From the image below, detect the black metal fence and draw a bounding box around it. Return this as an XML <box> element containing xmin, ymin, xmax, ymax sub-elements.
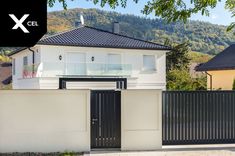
<box><xmin>163</xmin><ymin>91</ymin><xmax>235</xmax><ymax>145</ymax></box>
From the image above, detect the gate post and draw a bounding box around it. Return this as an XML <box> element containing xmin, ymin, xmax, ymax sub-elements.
<box><xmin>121</xmin><ymin>90</ymin><xmax>162</xmax><ymax>150</ymax></box>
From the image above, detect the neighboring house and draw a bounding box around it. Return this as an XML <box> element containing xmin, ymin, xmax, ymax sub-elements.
<box><xmin>190</xmin><ymin>63</ymin><xmax>205</xmax><ymax>78</ymax></box>
<box><xmin>196</xmin><ymin>44</ymin><xmax>235</xmax><ymax>90</ymax></box>
<box><xmin>9</xmin><ymin>24</ymin><xmax>170</xmax><ymax>89</ymax></box>
<box><xmin>0</xmin><ymin>62</ymin><xmax>12</xmax><ymax>89</ymax></box>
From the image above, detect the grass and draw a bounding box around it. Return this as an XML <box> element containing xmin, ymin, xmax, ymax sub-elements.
<box><xmin>1</xmin><ymin>84</ymin><xmax>12</xmax><ymax>90</ymax></box>
<box><xmin>0</xmin><ymin>152</ymin><xmax>83</xmax><ymax>156</ymax></box>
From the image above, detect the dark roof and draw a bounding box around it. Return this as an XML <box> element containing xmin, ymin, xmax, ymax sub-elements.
<box><xmin>38</xmin><ymin>26</ymin><xmax>170</xmax><ymax>50</ymax></box>
<box><xmin>1</xmin><ymin>62</ymin><xmax>12</xmax><ymax>67</ymax></box>
<box><xmin>9</xmin><ymin>26</ymin><xmax>170</xmax><ymax>56</ymax></box>
<box><xmin>8</xmin><ymin>47</ymin><xmax>27</xmax><ymax>56</ymax></box>
<box><xmin>196</xmin><ymin>44</ymin><xmax>235</xmax><ymax>71</ymax></box>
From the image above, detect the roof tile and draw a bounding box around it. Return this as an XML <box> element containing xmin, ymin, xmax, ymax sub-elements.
<box><xmin>196</xmin><ymin>44</ymin><xmax>235</xmax><ymax>71</ymax></box>
<box><xmin>38</xmin><ymin>26</ymin><xmax>170</xmax><ymax>50</ymax></box>
<box><xmin>9</xmin><ymin>26</ymin><xmax>170</xmax><ymax>56</ymax></box>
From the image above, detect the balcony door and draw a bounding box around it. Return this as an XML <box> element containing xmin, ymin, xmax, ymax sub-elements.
<box><xmin>66</xmin><ymin>52</ymin><xmax>86</xmax><ymax>76</ymax></box>
<box><xmin>107</xmin><ymin>54</ymin><xmax>122</xmax><ymax>71</ymax></box>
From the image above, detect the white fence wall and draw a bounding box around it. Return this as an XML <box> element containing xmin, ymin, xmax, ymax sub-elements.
<box><xmin>121</xmin><ymin>90</ymin><xmax>162</xmax><ymax>150</ymax></box>
<box><xmin>0</xmin><ymin>90</ymin><xmax>90</xmax><ymax>153</ymax></box>
<box><xmin>0</xmin><ymin>89</ymin><xmax>162</xmax><ymax>152</ymax></box>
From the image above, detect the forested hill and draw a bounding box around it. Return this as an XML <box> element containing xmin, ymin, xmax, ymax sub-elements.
<box><xmin>1</xmin><ymin>8</ymin><xmax>234</xmax><ymax>55</ymax></box>
<box><xmin>47</xmin><ymin>8</ymin><xmax>234</xmax><ymax>55</ymax></box>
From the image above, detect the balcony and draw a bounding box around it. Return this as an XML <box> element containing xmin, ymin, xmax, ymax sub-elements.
<box><xmin>22</xmin><ymin>62</ymin><xmax>132</xmax><ymax>78</ymax></box>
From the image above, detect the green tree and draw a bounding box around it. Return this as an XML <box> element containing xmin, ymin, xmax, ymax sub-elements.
<box><xmin>167</xmin><ymin>68</ymin><xmax>206</xmax><ymax>90</ymax></box>
<box><xmin>165</xmin><ymin>39</ymin><xmax>206</xmax><ymax>90</ymax></box>
<box><xmin>46</xmin><ymin>8</ymin><xmax>235</xmax><ymax>54</ymax></box>
<box><xmin>225</xmin><ymin>0</ymin><xmax>235</xmax><ymax>33</ymax></box>
<box><xmin>164</xmin><ymin>39</ymin><xmax>191</xmax><ymax>71</ymax></box>
<box><xmin>47</xmin><ymin>0</ymin><xmax>235</xmax><ymax>32</ymax></box>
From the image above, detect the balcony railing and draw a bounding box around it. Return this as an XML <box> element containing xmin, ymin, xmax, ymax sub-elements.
<box><xmin>22</xmin><ymin>62</ymin><xmax>132</xmax><ymax>78</ymax></box>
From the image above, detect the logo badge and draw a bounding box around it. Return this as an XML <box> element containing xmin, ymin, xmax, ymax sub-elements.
<box><xmin>9</xmin><ymin>14</ymin><xmax>30</xmax><ymax>33</ymax></box>
<box><xmin>0</xmin><ymin>0</ymin><xmax>47</xmax><ymax>47</ymax></box>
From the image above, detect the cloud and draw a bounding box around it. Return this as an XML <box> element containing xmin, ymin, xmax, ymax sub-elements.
<box><xmin>211</xmin><ymin>14</ymin><xmax>218</xmax><ymax>20</ymax></box>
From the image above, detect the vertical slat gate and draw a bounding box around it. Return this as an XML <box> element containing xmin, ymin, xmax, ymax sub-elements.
<box><xmin>91</xmin><ymin>90</ymin><xmax>121</xmax><ymax>149</ymax></box>
<box><xmin>163</xmin><ymin>91</ymin><xmax>235</xmax><ymax>145</ymax></box>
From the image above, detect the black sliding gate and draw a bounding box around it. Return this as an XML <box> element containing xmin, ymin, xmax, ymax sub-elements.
<box><xmin>163</xmin><ymin>91</ymin><xmax>235</xmax><ymax>145</ymax></box>
<box><xmin>91</xmin><ymin>90</ymin><xmax>121</xmax><ymax>149</ymax></box>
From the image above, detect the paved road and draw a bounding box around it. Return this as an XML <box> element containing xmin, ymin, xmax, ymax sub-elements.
<box><xmin>85</xmin><ymin>145</ymin><xmax>235</xmax><ymax>156</ymax></box>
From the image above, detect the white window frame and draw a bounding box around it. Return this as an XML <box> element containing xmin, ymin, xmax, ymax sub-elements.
<box><xmin>142</xmin><ymin>55</ymin><xmax>157</xmax><ymax>72</ymax></box>
<box><xmin>23</xmin><ymin>56</ymin><xmax>28</xmax><ymax>66</ymax></box>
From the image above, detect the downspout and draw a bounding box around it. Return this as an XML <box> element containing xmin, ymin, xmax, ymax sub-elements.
<box><xmin>28</xmin><ymin>48</ymin><xmax>35</xmax><ymax>77</ymax></box>
<box><xmin>205</xmin><ymin>71</ymin><xmax>212</xmax><ymax>90</ymax></box>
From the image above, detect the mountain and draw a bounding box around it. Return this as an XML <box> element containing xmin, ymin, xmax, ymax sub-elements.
<box><xmin>47</xmin><ymin>8</ymin><xmax>235</xmax><ymax>55</ymax></box>
<box><xmin>2</xmin><ymin>8</ymin><xmax>234</xmax><ymax>55</ymax></box>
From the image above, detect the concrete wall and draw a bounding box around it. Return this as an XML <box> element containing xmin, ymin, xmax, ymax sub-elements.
<box><xmin>0</xmin><ymin>89</ymin><xmax>162</xmax><ymax>152</ymax></box>
<box><xmin>0</xmin><ymin>90</ymin><xmax>90</xmax><ymax>153</ymax></box>
<box><xmin>207</xmin><ymin>70</ymin><xmax>235</xmax><ymax>90</ymax></box>
<box><xmin>121</xmin><ymin>90</ymin><xmax>162</xmax><ymax>150</ymax></box>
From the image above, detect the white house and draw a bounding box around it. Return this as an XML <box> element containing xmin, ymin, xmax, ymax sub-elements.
<box><xmin>3</xmin><ymin>24</ymin><xmax>169</xmax><ymax>152</ymax></box>
<box><xmin>9</xmin><ymin>24</ymin><xmax>170</xmax><ymax>90</ymax></box>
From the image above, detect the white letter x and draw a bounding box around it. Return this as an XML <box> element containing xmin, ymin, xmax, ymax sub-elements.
<box><xmin>9</xmin><ymin>14</ymin><xmax>30</xmax><ymax>33</ymax></box>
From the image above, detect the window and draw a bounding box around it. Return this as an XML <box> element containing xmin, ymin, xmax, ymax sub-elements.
<box><xmin>12</xmin><ymin>59</ymin><xmax>15</xmax><ymax>75</ymax></box>
<box><xmin>66</xmin><ymin>52</ymin><xmax>86</xmax><ymax>75</ymax></box>
<box><xmin>108</xmin><ymin>54</ymin><xmax>121</xmax><ymax>70</ymax></box>
<box><xmin>23</xmin><ymin>56</ymin><xmax>28</xmax><ymax>66</ymax></box>
<box><xmin>143</xmin><ymin>55</ymin><xmax>156</xmax><ymax>71</ymax></box>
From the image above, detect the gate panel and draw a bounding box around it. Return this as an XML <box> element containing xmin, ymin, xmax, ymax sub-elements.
<box><xmin>163</xmin><ymin>91</ymin><xmax>235</xmax><ymax>145</ymax></box>
<box><xmin>91</xmin><ymin>90</ymin><xmax>121</xmax><ymax>148</ymax></box>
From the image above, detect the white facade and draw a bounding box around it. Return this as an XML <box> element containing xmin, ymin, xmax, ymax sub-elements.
<box><xmin>11</xmin><ymin>45</ymin><xmax>167</xmax><ymax>89</ymax></box>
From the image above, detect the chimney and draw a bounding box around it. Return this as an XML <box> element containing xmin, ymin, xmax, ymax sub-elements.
<box><xmin>80</xmin><ymin>14</ymin><xmax>85</xmax><ymax>25</ymax></box>
<box><xmin>113</xmin><ymin>22</ymin><xmax>120</xmax><ymax>34</ymax></box>
<box><xmin>75</xmin><ymin>21</ymin><xmax>81</xmax><ymax>27</ymax></box>
<box><xmin>74</xmin><ymin>12</ymin><xmax>84</xmax><ymax>27</ymax></box>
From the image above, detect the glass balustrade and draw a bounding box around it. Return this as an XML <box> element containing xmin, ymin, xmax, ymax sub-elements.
<box><xmin>22</xmin><ymin>62</ymin><xmax>132</xmax><ymax>78</ymax></box>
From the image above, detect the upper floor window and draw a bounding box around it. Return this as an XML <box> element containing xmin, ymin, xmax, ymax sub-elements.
<box><xmin>108</xmin><ymin>54</ymin><xmax>121</xmax><ymax>70</ymax></box>
<box><xmin>143</xmin><ymin>55</ymin><xmax>156</xmax><ymax>71</ymax></box>
<box><xmin>12</xmin><ymin>58</ymin><xmax>15</xmax><ymax>75</ymax></box>
<box><xmin>23</xmin><ymin>56</ymin><xmax>28</xmax><ymax>66</ymax></box>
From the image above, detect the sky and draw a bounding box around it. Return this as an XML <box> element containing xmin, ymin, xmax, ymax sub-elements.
<box><xmin>48</xmin><ymin>0</ymin><xmax>233</xmax><ymax>26</ymax></box>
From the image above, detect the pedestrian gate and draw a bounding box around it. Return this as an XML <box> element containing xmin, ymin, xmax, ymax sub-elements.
<box><xmin>90</xmin><ymin>90</ymin><xmax>121</xmax><ymax>149</ymax></box>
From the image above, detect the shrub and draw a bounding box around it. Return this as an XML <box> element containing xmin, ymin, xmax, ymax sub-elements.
<box><xmin>167</xmin><ymin>68</ymin><xmax>207</xmax><ymax>91</ymax></box>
